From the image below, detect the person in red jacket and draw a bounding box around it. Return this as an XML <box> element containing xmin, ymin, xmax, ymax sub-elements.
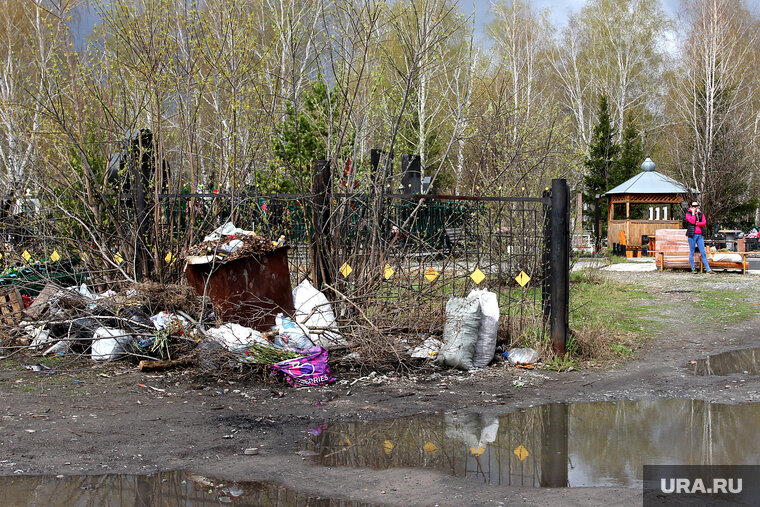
<box><xmin>684</xmin><ymin>201</ymin><xmax>713</xmax><ymax>273</ymax></box>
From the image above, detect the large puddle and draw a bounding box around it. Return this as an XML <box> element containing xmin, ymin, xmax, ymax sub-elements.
<box><xmin>305</xmin><ymin>399</ymin><xmax>760</xmax><ymax>488</ymax></box>
<box><xmin>691</xmin><ymin>347</ymin><xmax>760</xmax><ymax>376</ymax></box>
<box><xmin>0</xmin><ymin>470</ymin><xmax>370</xmax><ymax>507</ymax></box>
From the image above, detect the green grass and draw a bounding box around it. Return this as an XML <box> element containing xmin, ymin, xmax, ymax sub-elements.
<box><xmin>566</xmin><ymin>270</ymin><xmax>661</xmax><ymax>360</ymax></box>
<box><xmin>570</xmin><ymin>270</ymin><xmax>659</xmax><ymax>337</ymax></box>
<box><xmin>692</xmin><ymin>289</ymin><xmax>757</xmax><ymax>326</ymax></box>
<box><xmin>610</xmin><ymin>343</ymin><xmax>634</xmax><ymax>357</ymax></box>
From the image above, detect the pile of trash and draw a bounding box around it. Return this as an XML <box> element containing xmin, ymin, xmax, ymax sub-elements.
<box><xmin>9</xmin><ymin>282</ymin><xmax>200</xmax><ymax>363</ymax></box>
<box><xmin>185</xmin><ymin>223</ymin><xmax>283</xmax><ymax>262</ymax></box>
<box><xmin>2</xmin><ymin>270</ymin><xmax>343</xmax><ymax>387</ymax></box>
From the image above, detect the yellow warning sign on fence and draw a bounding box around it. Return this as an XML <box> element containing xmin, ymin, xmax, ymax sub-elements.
<box><xmin>423</xmin><ymin>441</ymin><xmax>438</xmax><ymax>455</ymax></box>
<box><xmin>22</xmin><ymin>250</ymin><xmax>31</xmax><ymax>262</ymax></box>
<box><xmin>470</xmin><ymin>268</ymin><xmax>485</xmax><ymax>285</ymax></box>
<box><xmin>339</xmin><ymin>262</ymin><xmax>353</xmax><ymax>278</ymax></box>
<box><xmin>424</xmin><ymin>267</ymin><xmax>439</xmax><ymax>282</ymax></box>
<box><xmin>383</xmin><ymin>265</ymin><xmax>395</xmax><ymax>280</ymax></box>
<box><xmin>515</xmin><ymin>271</ymin><xmax>531</xmax><ymax>287</ymax></box>
<box><xmin>514</xmin><ymin>445</ymin><xmax>530</xmax><ymax>461</ymax></box>
<box><xmin>50</xmin><ymin>251</ymin><xmax>61</xmax><ymax>262</ymax></box>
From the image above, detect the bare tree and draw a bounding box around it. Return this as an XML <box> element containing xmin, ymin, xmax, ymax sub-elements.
<box><xmin>670</xmin><ymin>0</ymin><xmax>759</xmax><ymax>226</ymax></box>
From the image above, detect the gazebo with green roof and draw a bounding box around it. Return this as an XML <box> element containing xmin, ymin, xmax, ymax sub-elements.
<box><xmin>603</xmin><ymin>158</ymin><xmax>692</xmax><ymax>251</ymax></box>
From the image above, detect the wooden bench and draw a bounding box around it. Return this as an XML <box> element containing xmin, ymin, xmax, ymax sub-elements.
<box><xmin>655</xmin><ymin>251</ymin><xmax>748</xmax><ymax>273</ymax></box>
<box><xmin>702</xmin><ymin>253</ymin><xmax>749</xmax><ymax>274</ymax></box>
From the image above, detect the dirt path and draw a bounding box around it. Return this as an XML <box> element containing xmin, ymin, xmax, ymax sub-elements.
<box><xmin>1</xmin><ymin>270</ymin><xmax>759</xmax><ymax>506</ymax></box>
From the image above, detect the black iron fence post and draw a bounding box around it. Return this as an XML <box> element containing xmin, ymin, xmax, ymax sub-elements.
<box><xmin>541</xmin><ymin>188</ymin><xmax>551</xmax><ymax>321</ymax></box>
<box><xmin>310</xmin><ymin>160</ymin><xmax>332</xmax><ymax>289</ymax></box>
<box><xmin>550</xmin><ymin>178</ymin><xmax>570</xmax><ymax>355</ymax></box>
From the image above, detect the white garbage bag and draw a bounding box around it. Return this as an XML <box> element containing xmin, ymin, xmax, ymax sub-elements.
<box><xmin>292</xmin><ymin>279</ymin><xmax>347</xmax><ymax>349</ymax></box>
<box><xmin>91</xmin><ymin>327</ymin><xmax>134</xmax><ymax>362</ymax></box>
<box><xmin>435</xmin><ymin>295</ymin><xmax>482</xmax><ymax>370</ymax></box>
<box><xmin>469</xmin><ymin>289</ymin><xmax>500</xmax><ymax>368</ymax></box>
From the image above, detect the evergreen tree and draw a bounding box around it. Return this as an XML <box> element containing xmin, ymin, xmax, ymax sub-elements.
<box><xmin>270</xmin><ymin>79</ymin><xmax>330</xmax><ymax>192</ymax></box>
<box><xmin>583</xmin><ymin>95</ymin><xmax>619</xmax><ymax>236</ymax></box>
<box><xmin>613</xmin><ymin>115</ymin><xmax>644</xmax><ymax>188</ymax></box>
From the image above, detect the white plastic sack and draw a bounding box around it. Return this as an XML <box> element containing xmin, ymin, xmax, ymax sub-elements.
<box><xmin>292</xmin><ymin>279</ymin><xmax>346</xmax><ymax>349</ymax></box>
<box><xmin>91</xmin><ymin>327</ymin><xmax>133</xmax><ymax>362</ymax></box>
<box><xmin>507</xmin><ymin>347</ymin><xmax>538</xmax><ymax>365</ymax></box>
<box><xmin>435</xmin><ymin>295</ymin><xmax>482</xmax><ymax>370</ymax></box>
<box><xmin>469</xmin><ymin>289</ymin><xmax>500</xmax><ymax>368</ymax></box>
<box><xmin>275</xmin><ymin>313</ymin><xmax>314</xmax><ymax>350</ymax></box>
<box><xmin>712</xmin><ymin>253</ymin><xmax>742</xmax><ymax>263</ymax></box>
<box><xmin>205</xmin><ymin>323</ymin><xmax>267</xmax><ymax>353</ymax></box>
<box><xmin>409</xmin><ymin>337</ymin><xmax>444</xmax><ymax>359</ymax></box>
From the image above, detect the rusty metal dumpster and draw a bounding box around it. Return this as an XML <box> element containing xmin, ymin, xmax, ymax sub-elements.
<box><xmin>184</xmin><ymin>247</ymin><xmax>294</xmax><ymax>331</ymax></box>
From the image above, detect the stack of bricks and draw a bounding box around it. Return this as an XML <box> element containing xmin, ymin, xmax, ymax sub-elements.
<box><xmin>655</xmin><ymin>229</ymin><xmax>704</xmax><ymax>270</ymax></box>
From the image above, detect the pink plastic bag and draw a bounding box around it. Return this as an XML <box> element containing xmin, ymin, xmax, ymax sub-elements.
<box><xmin>270</xmin><ymin>347</ymin><xmax>336</xmax><ymax>387</ymax></box>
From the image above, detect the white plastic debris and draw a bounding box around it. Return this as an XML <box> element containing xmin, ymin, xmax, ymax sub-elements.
<box><xmin>205</xmin><ymin>323</ymin><xmax>268</xmax><ymax>353</ymax></box>
<box><xmin>150</xmin><ymin>312</ymin><xmax>189</xmax><ymax>330</ymax></box>
<box><xmin>42</xmin><ymin>340</ymin><xmax>69</xmax><ymax>357</ymax></box>
<box><xmin>507</xmin><ymin>347</ymin><xmax>539</xmax><ymax>365</ymax></box>
<box><xmin>409</xmin><ymin>337</ymin><xmax>444</xmax><ymax>359</ymax></box>
<box><xmin>28</xmin><ymin>326</ymin><xmax>53</xmax><ymax>350</ymax></box>
<box><xmin>275</xmin><ymin>314</ymin><xmax>314</xmax><ymax>350</ymax></box>
<box><xmin>220</xmin><ymin>239</ymin><xmax>244</xmax><ymax>254</ymax></box>
<box><xmin>203</xmin><ymin>222</ymin><xmax>254</xmax><ymax>242</ymax></box>
<box><xmin>91</xmin><ymin>327</ymin><xmax>134</xmax><ymax>362</ymax></box>
<box><xmin>292</xmin><ymin>279</ymin><xmax>347</xmax><ymax>349</ymax></box>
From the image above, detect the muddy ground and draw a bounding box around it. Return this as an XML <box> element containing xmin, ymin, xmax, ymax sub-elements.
<box><xmin>1</xmin><ymin>268</ymin><xmax>759</xmax><ymax>506</ymax></box>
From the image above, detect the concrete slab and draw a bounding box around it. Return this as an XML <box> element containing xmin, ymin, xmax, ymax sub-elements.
<box><xmin>602</xmin><ymin>260</ymin><xmax>657</xmax><ymax>272</ymax></box>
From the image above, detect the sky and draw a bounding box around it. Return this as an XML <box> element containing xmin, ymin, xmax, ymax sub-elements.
<box><xmin>71</xmin><ymin>0</ymin><xmax>756</xmax><ymax>54</ymax></box>
<box><xmin>467</xmin><ymin>0</ymin><xmax>683</xmax><ymax>48</ymax></box>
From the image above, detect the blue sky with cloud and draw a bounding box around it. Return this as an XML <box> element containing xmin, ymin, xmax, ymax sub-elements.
<box><xmin>466</xmin><ymin>0</ymin><xmax>683</xmax><ymax>49</ymax></box>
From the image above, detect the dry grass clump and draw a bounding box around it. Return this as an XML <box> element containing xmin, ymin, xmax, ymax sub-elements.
<box><xmin>128</xmin><ymin>282</ymin><xmax>200</xmax><ymax>315</ymax></box>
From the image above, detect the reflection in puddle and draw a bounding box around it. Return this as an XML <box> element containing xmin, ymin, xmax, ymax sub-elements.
<box><xmin>692</xmin><ymin>347</ymin><xmax>760</xmax><ymax>375</ymax></box>
<box><xmin>305</xmin><ymin>399</ymin><xmax>760</xmax><ymax>488</ymax></box>
<box><xmin>0</xmin><ymin>470</ymin><xmax>370</xmax><ymax>507</ymax></box>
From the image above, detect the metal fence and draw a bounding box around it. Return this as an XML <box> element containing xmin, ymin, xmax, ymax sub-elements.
<box><xmin>0</xmin><ymin>181</ymin><xmax>570</xmax><ymax>352</ymax></box>
<box><xmin>157</xmin><ymin>190</ymin><xmax>555</xmax><ymax>344</ymax></box>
